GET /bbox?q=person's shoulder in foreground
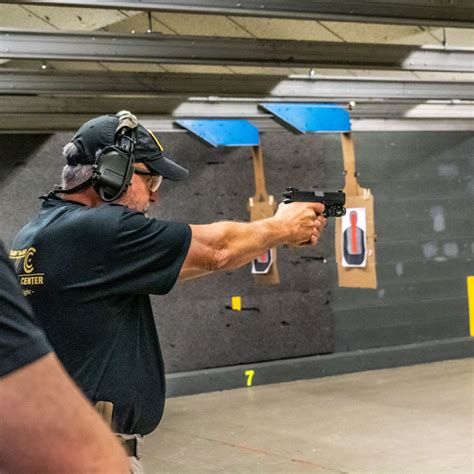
[0,243,129,473]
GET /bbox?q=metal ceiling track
[1,92,472,134]
[1,114,473,134]
[10,1,474,28]
[1,70,473,101]
[1,30,472,73]
[2,96,472,118]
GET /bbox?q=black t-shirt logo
[9,247,45,295]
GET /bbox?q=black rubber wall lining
[0,131,334,372]
[1,131,472,372]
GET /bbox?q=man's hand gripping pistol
[283,188,346,217]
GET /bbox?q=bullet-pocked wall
[0,131,334,373]
[0,131,472,372]
[148,132,337,371]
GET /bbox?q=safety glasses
[134,168,163,192]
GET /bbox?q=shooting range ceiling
[0,1,473,132]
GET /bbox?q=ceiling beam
[1,95,472,119]
[8,1,474,28]
[1,30,472,72]
[1,114,473,134]
[1,70,473,101]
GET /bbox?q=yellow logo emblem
[9,247,45,293]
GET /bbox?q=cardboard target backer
[336,194,376,288]
[335,133,377,289]
[248,145,280,284]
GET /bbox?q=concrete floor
[143,359,474,473]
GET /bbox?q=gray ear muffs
[92,146,135,202]
[92,126,137,202]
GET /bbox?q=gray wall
[322,132,473,352]
[1,131,472,373]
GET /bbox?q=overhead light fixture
[147,11,153,34]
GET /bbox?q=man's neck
[59,188,103,208]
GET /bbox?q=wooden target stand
[335,133,377,288]
[248,145,280,284]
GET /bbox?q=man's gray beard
[116,192,149,215]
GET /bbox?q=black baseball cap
[66,113,189,181]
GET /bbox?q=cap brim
[143,154,189,181]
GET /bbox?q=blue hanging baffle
[260,103,351,133]
[176,119,260,147]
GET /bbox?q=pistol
[283,187,346,218]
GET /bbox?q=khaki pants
[95,401,144,473]
[116,433,144,474]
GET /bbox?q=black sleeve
[106,209,192,295]
[0,244,52,377]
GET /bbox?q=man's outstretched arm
[179,201,326,281]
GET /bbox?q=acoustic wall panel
[147,131,334,372]
[0,131,334,373]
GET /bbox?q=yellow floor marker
[232,296,242,311]
[245,370,255,387]
[467,277,474,337]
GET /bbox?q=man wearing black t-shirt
[0,243,129,472]
[10,111,326,460]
